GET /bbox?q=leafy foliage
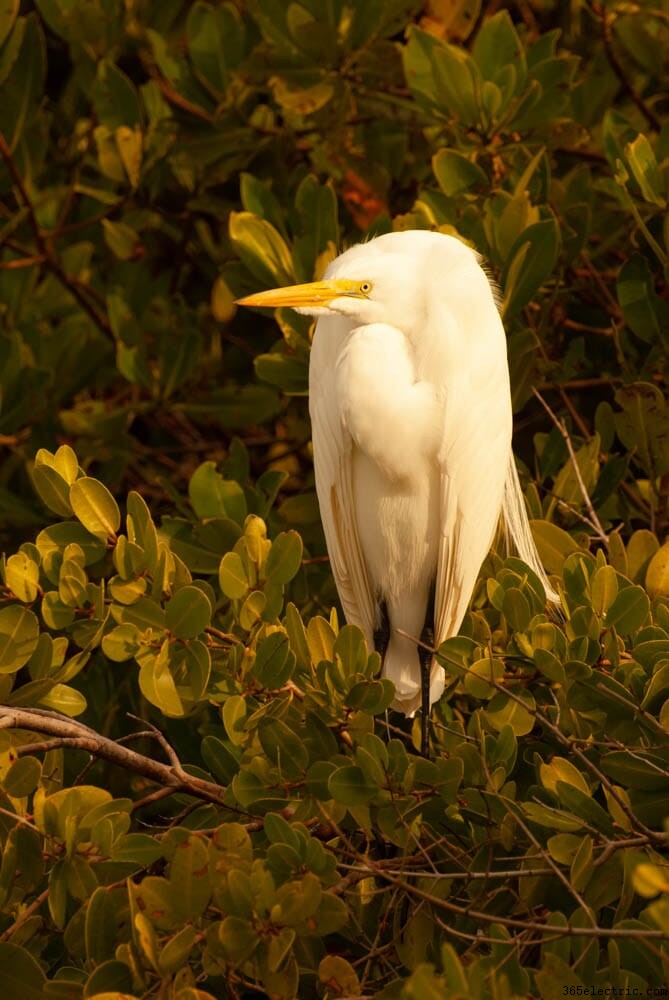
[0,0,668,997]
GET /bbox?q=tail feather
[502,454,560,604]
[383,630,445,717]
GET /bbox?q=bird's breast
[335,322,441,484]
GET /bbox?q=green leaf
[165,585,212,639]
[328,765,378,806]
[158,924,197,976]
[138,645,184,717]
[502,587,531,630]
[614,382,669,477]
[605,585,650,634]
[69,478,121,540]
[617,254,667,347]
[84,960,135,996]
[222,694,247,745]
[39,683,87,716]
[102,219,139,260]
[346,678,394,714]
[189,462,247,523]
[502,216,560,317]
[632,862,669,897]
[116,125,142,188]
[187,1,231,95]
[31,464,73,517]
[318,955,360,996]
[591,565,618,616]
[306,616,335,664]
[530,520,580,574]
[441,942,469,993]
[0,605,39,674]
[259,717,309,771]
[540,756,589,796]
[265,530,303,585]
[473,11,525,90]
[41,591,75,630]
[85,887,122,965]
[432,148,487,196]
[254,349,310,396]
[484,691,535,736]
[241,173,286,237]
[463,657,504,699]
[0,13,45,149]
[230,212,295,288]
[284,602,310,669]
[102,623,140,662]
[216,915,258,962]
[169,834,211,920]
[432,41,483,126]
[4,552,39,602]
[0,0,19,49]
[93,60,143,129]
[3,755,41,797]
[126,491,159,571]
[0,943,45,1000]
[252,630,295,688]
[625,134,666,207]
[219,551,249,600]
[646,543,669,599]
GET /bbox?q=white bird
[238,230,555,753]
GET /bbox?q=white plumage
[239,230,554,728]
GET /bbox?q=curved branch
[0,706,228,808]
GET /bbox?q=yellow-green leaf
[70,478,121,540]
[4,552,39,602]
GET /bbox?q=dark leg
[419,590,436,758]
[374,600,390,660]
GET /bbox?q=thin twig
[0,131,113,340]
[533,388,609,546]
[0,888,49,943]
[591,2,661,131]
[0,132,47,252]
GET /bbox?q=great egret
[238,230,555,754]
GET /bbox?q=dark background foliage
[0,1,668,997]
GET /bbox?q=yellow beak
[236,278,358,310]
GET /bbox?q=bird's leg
[419,636,433,758]
[373,600,390,661]
[419,591,436,758]
[375,602,395,745]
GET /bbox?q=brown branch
[0,132,47,253]
[0,132,113,341]
[0,707,230,809]
[0,254,47,270]
[592,2,661,131]
[0,888,49,943]
[147,69,214,124]
[53,198,127,237]
[48,260,112,337]
[321,804,668,942]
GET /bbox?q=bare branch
[0,706,230,809]
[533,387,609,546]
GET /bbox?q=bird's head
[236,231,484,329]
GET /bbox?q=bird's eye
[359,281,372,294]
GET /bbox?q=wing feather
[433,330,512,646]
[309,318,377,645]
